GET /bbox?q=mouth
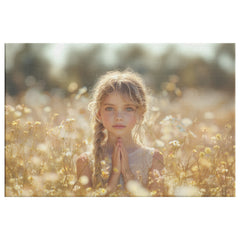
[112,125,126,129]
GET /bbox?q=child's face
[98,91,140,138]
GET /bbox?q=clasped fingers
[112,142,121,173]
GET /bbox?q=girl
[76,70,164,196]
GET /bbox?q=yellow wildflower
[24,107,32,114]
[66,118,75,123]
[151,190,157,196]
[12,120,19,126]
[166,82,176,92]
[216,133,222,140]
[168,153,175,159]
[27,176,33,181]
[191,165,198,172]
[98,188,107,196]
[199,152,205,158]
[101,160,106,166]
[68,82,78,92]
[225,123,232,129]
[101,171,109,179]
[86,187,92,192]
[213,145,220,150]
[58,168,65,174]
[205,147,211,154]
[175,88,182,97]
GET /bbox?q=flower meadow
[5,82,235,197]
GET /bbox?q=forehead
[102,91,135,105]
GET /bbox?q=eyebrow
[103,103,136,107]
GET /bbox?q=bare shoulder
[79,152,90,160]
[151,149,164,170]
[153,149,163,159]
[75,152,91,166]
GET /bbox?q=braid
[92,119,106,188]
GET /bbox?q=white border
[1,1,239,240]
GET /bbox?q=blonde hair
[88,69,148,188]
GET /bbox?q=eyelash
[104,107,135,112]
[126,107,134,112]
[105,107,114,111]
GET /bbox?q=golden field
[5,83,235,197]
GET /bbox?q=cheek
[101,111,114,124]
[127,113,137,126]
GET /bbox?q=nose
[115,111,123,121]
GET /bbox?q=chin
[117,132,133,139]
[110,130,127,137]
[114,132,125,137]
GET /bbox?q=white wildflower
[155,140,165,147]
[37,143,48,152]
[182,118,193,127]
[169,140,180,147]
[160,115,174,124]
[126,180,151,197]
[65,151,72,157]
[14,111,22,117]
[174,185,201,197]
[68,82,78,92]
[31,156,42,166]
[79,176,89,185]
[43,106,52,113]
[78,86,87,95]
[204,112,215,119]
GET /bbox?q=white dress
[87,146,155,187]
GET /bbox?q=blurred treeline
[5,43,235,97]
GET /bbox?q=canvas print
[5,43,235,197]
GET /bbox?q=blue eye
[126,107,134,112]
[105,107,114,111]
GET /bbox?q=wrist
[112,167,121,176]
[122,166,131,176]
[122,168,134,182]
[106,169,120,193]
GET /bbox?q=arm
[148,150,165,196]
[106,171,120,194]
